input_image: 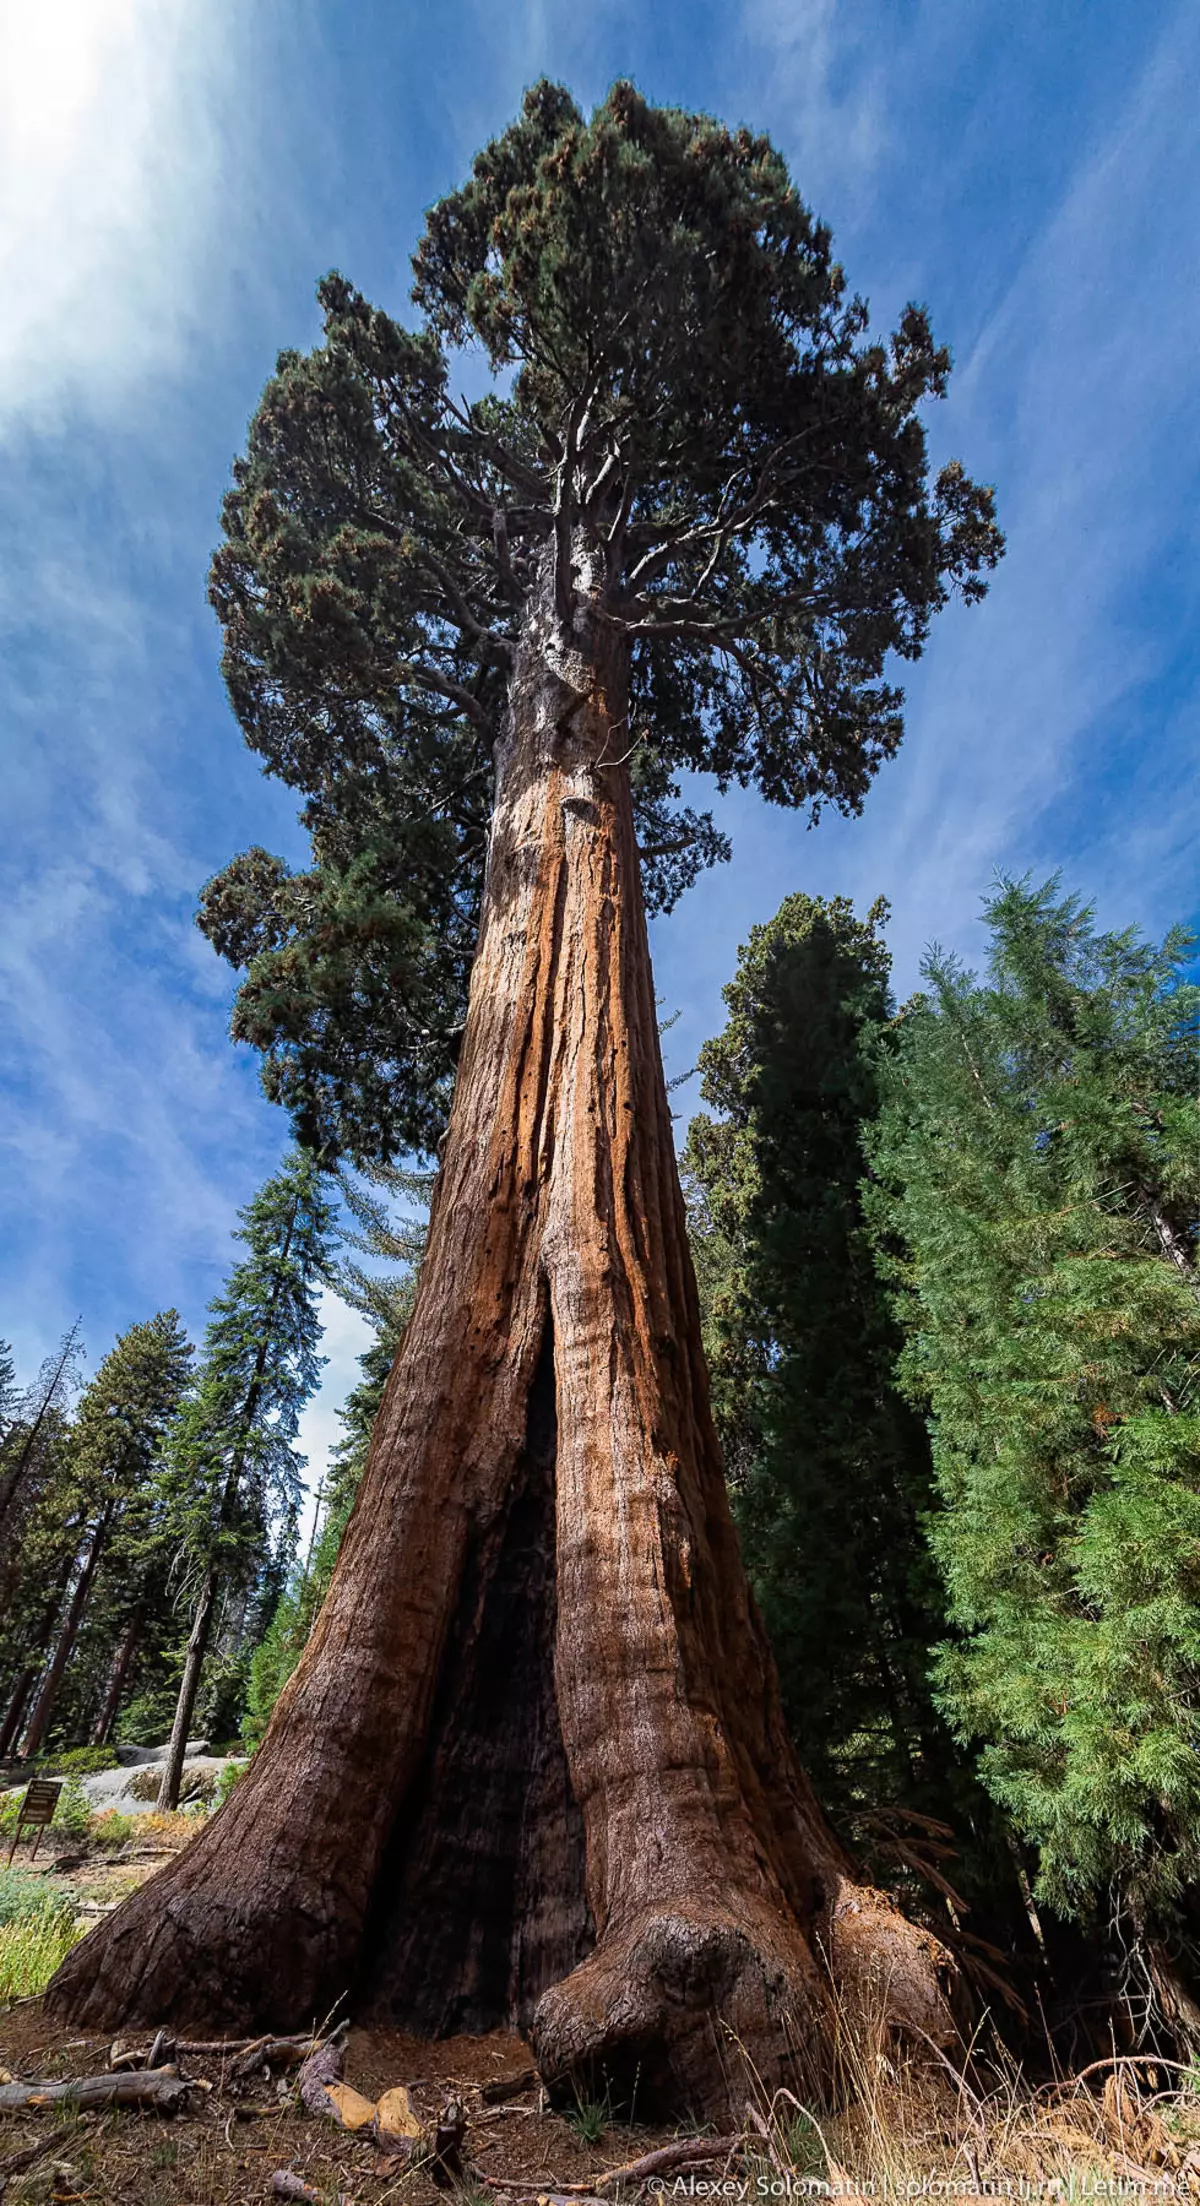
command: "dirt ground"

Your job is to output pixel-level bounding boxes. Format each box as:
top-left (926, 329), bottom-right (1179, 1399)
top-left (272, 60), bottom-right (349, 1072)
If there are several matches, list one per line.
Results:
top-left (0, 1998), bottom-right (689, 2204)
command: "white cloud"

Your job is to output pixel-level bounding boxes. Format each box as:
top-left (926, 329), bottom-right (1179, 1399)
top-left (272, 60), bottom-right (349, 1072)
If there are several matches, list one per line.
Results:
top-left (294, 1289), bottom-right (375, 1554)
top-left (0, 0), bottom-right (248, 431)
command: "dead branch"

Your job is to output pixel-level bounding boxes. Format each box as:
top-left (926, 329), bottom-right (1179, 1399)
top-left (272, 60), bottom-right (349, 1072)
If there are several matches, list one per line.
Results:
top-left (562, 2133), bottom-right (742, 2192)
top-left (479, 2066), bottom-right (539, 2103)
top-left (229, 2034), bottom-right (320, 2081)
top-left (297, 2035), bottom-right (347, 2119)
top-left (0, 2068), bottom-right (193, 2114)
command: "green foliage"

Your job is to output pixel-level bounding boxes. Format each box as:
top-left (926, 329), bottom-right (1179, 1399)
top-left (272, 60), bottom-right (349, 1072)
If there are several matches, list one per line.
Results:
top-left (869, 878), bottom-right (1200, 1922)
top-left (201, 81), bottom-right (999, 1163)
top-left (241, 1327), bottom-right (398, 1748)
top-left (53, 1779), bottom-right (93, 1840)
top-left (214, 1758), bottom-right (247, 1807)
top-left (0, 1868), bottom-right (76, 1925)
top-left (42, 1747), bottom-right (121, 1776)
top-left (166, 1150), bottom-right (334, 1616)
top-left (684, 893), bottom-right (953, 1834)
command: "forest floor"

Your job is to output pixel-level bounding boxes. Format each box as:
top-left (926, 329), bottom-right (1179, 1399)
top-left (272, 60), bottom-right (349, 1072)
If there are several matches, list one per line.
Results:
top-left (5, 1833), bottom-right (1200, 2203)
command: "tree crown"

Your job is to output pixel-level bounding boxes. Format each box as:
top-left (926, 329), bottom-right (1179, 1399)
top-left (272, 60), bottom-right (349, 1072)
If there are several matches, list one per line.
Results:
top-left (202, 82), bottom-right (1001, 1162)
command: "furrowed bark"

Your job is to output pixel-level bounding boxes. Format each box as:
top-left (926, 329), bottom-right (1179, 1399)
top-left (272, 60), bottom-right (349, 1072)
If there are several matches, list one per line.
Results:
top-left (48, 560), bottom-right (955, 2116)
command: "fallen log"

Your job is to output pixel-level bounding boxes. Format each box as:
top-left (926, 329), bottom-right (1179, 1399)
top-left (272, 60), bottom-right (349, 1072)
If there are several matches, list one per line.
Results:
top-left (0, 2068), bottom-right (192, 2115)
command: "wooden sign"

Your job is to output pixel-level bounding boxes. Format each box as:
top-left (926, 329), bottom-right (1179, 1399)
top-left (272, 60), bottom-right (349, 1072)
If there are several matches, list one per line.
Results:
top-left (6, 1777), bottom-right (63, 1864)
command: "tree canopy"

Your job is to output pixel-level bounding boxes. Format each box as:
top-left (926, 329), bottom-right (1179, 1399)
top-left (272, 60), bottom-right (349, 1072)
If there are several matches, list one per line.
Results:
top-left (200, 79), bottom-right (1001, 1163)
top-left (868, 879), bottom-right (1200, 1928)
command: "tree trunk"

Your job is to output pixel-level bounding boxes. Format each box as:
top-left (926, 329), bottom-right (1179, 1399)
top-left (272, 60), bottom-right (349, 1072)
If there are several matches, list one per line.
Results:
top-left (92, 1605), bottom-right (144, 1746)
top-left (0, 1560), bottom-right (76, 1759)
top-left (48, 571), bottom-right (955, 2116)
top-left (21, 1504), bottom-right (112, 1757)
top-left (156, 1567), bottom-right (219, 1809)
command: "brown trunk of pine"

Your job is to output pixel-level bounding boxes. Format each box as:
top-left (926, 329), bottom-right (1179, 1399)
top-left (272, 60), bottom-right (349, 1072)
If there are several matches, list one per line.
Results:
top-left (92, 1606), bottom-right (144, 1746)
top-left (48, 572), bottom-right (954, 2115)
top-left (0, 1560), bottom-right (76, 1759)
top-left (22, 1503), bottom-right (112, 1757)
top-left (156, 1567), bottom-right (219, 1810)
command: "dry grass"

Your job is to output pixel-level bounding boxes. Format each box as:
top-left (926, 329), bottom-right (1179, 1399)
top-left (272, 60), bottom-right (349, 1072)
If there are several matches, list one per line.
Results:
top-left (738, 1996), bottom-right (1200, 2201)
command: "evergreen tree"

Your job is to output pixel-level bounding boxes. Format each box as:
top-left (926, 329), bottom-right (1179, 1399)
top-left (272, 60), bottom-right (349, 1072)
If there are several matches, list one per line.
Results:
top-left (0, 1322), bottom-right (84, 1538)
top-left (684, 894), bottom-right (950, 1830)
top-left (154, 1149), bottom-right (334, 1807)
top-left (869, 879), bottom-right (1200, 2012)
top-left (243, 1163), bottom-right (427, 1748)
top-left (19, 1314), bottom-right (192, 1757)
top-left (0, 1411), bottom-right (79, 1759)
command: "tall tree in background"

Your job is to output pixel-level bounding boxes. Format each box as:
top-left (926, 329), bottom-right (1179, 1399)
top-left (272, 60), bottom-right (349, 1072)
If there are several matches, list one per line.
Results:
top-left (19, 1314), bottom-right (192, 1757)
top-left (685, 894), bottom-right (949, 1829)
top-left (53, 84), bottom-right (1000, 2110)
top-left (153, 1150), bottom-right (333, 1809)
top-left (0, 1322), bottom-right (84, 1539)
top-left (868, 880), bottom-right (1200, 2035)
top-left (244, 1161), bottom-right (428, 1749)
top-left (0, 1412), bottom-right (78, 1758)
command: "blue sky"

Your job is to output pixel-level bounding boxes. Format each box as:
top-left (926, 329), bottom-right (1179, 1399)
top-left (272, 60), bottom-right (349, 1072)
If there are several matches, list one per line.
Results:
top-left (2, 0), bottom-right (1197, 1494)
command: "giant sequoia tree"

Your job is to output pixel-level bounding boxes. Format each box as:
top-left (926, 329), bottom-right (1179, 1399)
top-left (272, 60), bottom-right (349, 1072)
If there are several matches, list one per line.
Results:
top-left (51, 85), bottom-right (1001, 2112)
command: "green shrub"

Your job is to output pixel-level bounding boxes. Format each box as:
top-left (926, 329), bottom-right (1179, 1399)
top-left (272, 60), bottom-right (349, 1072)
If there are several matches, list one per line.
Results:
top-left (89, 1810), bottom-right (137, 1848)
top-left (53, 1778), bottom-right (93, 1840)
top-left (214, 1759), bottom-right (248, 1808)
top-left (0, 1868), bottom-right (78, 1925)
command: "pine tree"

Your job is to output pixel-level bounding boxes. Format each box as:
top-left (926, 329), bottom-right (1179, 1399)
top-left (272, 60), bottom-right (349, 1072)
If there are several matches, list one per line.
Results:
top-left (685, 892), bottom-right (950, 1830)
top-left (154, 1149), bottom-right (334, 1808)
top-left (53, 84), bottom-right (1000, 2105)
top-left (0, 1322), bottom-right (84, 1539)
top-left (868, 878), bottom-right (1200, 2021)
top-left (244, 1162), bottom-right (427, 1751)
top-left (19, 1314), bottom-right (192, 1757)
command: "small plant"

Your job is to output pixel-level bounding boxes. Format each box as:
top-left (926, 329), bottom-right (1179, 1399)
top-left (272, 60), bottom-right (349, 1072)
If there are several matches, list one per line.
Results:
top-left (89, 1809), bottom-right (137, 1848)
top-left (52, 1778), bottom-right (93, 1840)
top-left (214, 1757), bottom-right (248, 1807)
top-left (565, 2090), bottom-right (610, 2146)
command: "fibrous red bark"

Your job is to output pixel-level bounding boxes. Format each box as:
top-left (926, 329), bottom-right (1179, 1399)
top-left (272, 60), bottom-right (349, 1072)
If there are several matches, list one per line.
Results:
top-left (48, 573), bottom-right (955, 2117)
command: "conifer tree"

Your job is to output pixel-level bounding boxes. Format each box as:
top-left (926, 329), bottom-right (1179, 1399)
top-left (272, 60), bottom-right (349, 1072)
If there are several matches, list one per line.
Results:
top-left (154, 1149), bottom-right (333, 1808)
top-left (53, 84), bottom-right (1000, 2107)
top-left (0, 1322), bottom-right (84, 1538)
top-left (868, 879), bottom-right (1200, 2024)
top-left (685, 893), bottom-right (947, 1829)
top-left (244, 1163), bottom-right (426, 1750)
top-left (19, 1314), bottom-right (192, 1757)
